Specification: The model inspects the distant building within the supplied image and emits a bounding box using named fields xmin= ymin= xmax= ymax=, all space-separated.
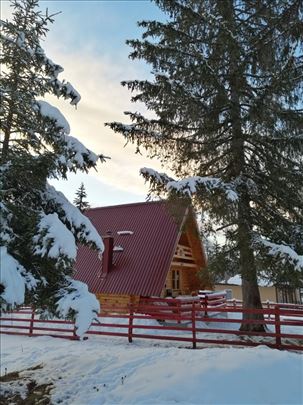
xmin=215 ymin=275 xmax=302 ymax=304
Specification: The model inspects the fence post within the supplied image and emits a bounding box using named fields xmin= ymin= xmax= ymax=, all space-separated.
xmin=204 ymin=295 xmax=208 ymax=317
xmin=29 ymin=308 xmax=35 ymax=336
xmin=192 ymin=302 xmax=196 ymax=349
xmin=266 ymin=300 xmax=270 ymax=319
xmin=128 ymin=303 xmax=133 ymax=343
xmin=73 ymin=325 xmax=78 ymax=340
xmin=275 ymin=305 xmax=282 ymax=349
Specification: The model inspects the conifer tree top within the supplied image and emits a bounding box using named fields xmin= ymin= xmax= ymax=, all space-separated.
xmin=74 ymin=183 xmax=90 ymax=212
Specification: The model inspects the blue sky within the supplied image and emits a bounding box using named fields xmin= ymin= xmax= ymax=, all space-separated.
xmin=2 ymin=0 xmax=166 ymax=207
xmin=43 ymin=1 xmax=164 ymax=57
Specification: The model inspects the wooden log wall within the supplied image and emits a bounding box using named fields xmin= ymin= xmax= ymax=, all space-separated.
xmin=96 ymin=293 xmax=140 ymax=314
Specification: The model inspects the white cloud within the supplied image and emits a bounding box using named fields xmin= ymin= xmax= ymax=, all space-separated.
xmin=43 ymin=44 xmax=163 ymax=199
xmin=2 ymin=1 xmax=165 ymax=204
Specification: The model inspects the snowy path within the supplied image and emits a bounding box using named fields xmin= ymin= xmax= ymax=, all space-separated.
xmin=1 ymin=334 xmax=302 ymax=404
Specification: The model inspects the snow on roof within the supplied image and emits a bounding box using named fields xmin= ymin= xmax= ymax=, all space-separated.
xmin=113 ymin=245 xmax=124 ymax=252
xmin=117 ymin=231 xmax=134 ymax=235
xmin=227 ymin=275 xmax=242 ymax=286
xmin=226 ymin=275 xmax=273 ymax=287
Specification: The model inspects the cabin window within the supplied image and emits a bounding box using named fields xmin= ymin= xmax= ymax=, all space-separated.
xmin=172 ymin=270 xmax=180 ymax=290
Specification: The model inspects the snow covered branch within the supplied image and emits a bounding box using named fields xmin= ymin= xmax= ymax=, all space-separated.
xmin=36 ymin=100 xmax=107 ymax=172
xmin=59 ymin=134 xmax=101 ymax=168
xmin=45 ymin=184 xmax=104 ymax=252
xmin=56 ymin=279 xmax=100 ymax=336
xmin=0 ymin=246 xmax=37 ymax=310
xmin=107 ymin=118 xmax=163 ymax=141
xmin=35 ymin=46 xmax=81 ymax=105
xmin=255 ymin=236 xmax=303 ymax=271
xmin=33 ymin=213 xmax=77 ymax=266
xmin=37 ymin=100 xmax=70 ymax=133
xmin=140 ymin=167 xmax=238 ymax=202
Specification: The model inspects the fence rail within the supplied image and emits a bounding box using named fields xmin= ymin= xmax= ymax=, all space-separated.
xmin=1 ymin=298 xmax=302 ymax=351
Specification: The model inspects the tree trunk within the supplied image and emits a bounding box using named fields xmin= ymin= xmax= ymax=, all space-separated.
xmin=1 ymin=62 xmax=20 ymax=163
xmin=240 ymin=276 xmax=265 ymax=332
xmin=224 ymin=0 xmax=265 ymax=332
xmin=237 ymin=183 xmax=265 ymax=332
xmin=238 ymin=220 xmax=265 ymax=332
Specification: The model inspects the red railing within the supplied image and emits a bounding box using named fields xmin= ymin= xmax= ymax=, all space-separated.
xmin=1 ymin=299 xmax=302 ymax=351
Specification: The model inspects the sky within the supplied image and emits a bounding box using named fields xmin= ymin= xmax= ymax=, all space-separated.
xmin=2 ymin=0 xmax=167 ymax=207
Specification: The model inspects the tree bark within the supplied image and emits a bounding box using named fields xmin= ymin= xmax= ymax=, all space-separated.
xmin=238 ymin=215 xmax=265 ymax=332
xmin=1 ymin=62 xmax=19 ymax=163
xmin=225 ymin=0 xmax=265 ymax=331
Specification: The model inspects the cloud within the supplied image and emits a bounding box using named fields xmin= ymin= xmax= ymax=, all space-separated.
xmin=2 ymin=1 xmax=166 ymax=202
xmin=44 ymin=41 xmax=163 ymax=197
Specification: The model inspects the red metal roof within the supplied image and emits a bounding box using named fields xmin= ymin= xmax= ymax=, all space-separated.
xmin=74 ymin=201 xmax=188 ymax=296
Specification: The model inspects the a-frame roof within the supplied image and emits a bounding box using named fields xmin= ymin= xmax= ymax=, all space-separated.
xmin=74 ymin=200 xmax=204 ymax=296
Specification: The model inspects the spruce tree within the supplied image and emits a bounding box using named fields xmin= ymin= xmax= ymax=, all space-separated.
xmin=74 ymin=183 xmax=90 ymax=212
xmin=206 ymin=239 xmax=239 ymax=284
xmin=108 ymin=0 xmax=303 ymax=330
xmin=0 ymin=0 xmax=107 ymax=335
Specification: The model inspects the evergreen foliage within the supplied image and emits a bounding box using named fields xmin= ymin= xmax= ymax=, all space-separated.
xmin=108 ymin=0 xmax=303 ymax=328
xmin=0 ymin=0 xmax=107 ymax=333
xmin=74 ymin=183 xmax=90 ymax=212
xmin=205 ymin=239 xmax=239 ymax=284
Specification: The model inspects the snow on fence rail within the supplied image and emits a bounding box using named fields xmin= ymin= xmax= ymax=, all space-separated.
xmin=0 ymin=307 xmax=76 ymax=339
xmin=1 ymin=298 xmax=302 ymax=351
xmin=226 ymin=299 xmax=303 ymax=309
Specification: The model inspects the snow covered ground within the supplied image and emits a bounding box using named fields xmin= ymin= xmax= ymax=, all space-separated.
xmin=1 ymin=334 xmax=302 ymax=405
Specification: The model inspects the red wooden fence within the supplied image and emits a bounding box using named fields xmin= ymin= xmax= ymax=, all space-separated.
xmin=1 ymin=299 xmax=302 ymax=351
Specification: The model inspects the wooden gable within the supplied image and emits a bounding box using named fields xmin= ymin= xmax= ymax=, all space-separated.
xmin=163 ymin=209 xmax=210 ymax=297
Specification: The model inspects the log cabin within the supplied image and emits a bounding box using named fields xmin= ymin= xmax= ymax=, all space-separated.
xmin=74 ymin=200 xmax=211 ymax=312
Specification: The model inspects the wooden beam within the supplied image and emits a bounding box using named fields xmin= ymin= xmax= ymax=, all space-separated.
xmin=177 ymin=244 xmax=192 ymax=252
xmin=171 ymin=261 xmax=197 ymax=268
xmin=174 ymin=244 xmax=194 ymax=262
xmin=173 ymin=254 xmax=195 ymax=261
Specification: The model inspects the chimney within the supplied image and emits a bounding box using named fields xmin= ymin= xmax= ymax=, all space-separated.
xmin=102 ymin=231 xmax=114 ymax=275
